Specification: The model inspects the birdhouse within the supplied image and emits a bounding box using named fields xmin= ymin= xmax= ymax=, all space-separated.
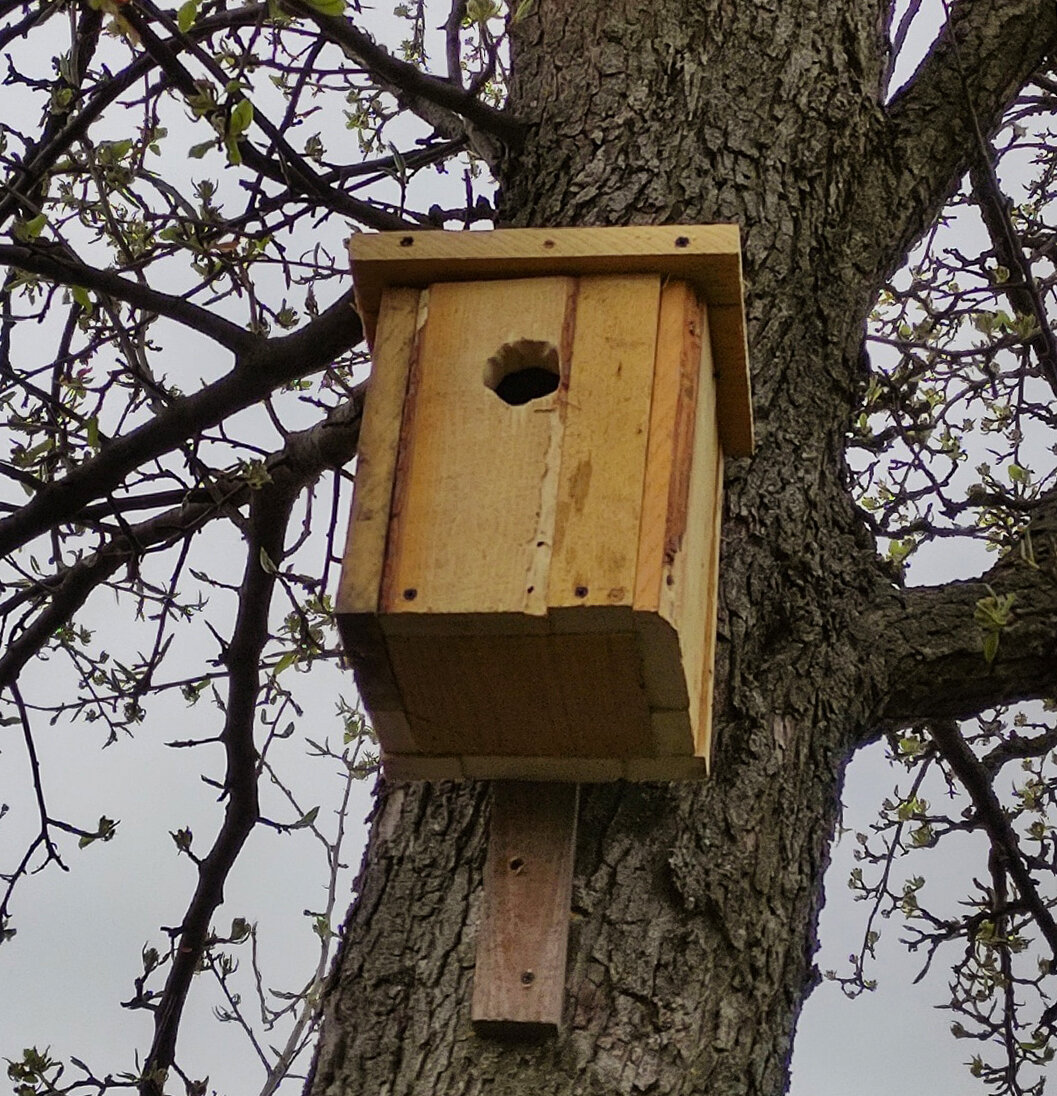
xmin=336 ymin=226 xmax=752 ymax=783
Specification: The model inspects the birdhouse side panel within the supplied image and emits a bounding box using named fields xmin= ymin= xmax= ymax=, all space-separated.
xmin=657 ymin=299 xmax=723 ymax=762
xmin=335 ymin=286 xmax=423 ymax=617
xmin=381 ymin=277 xmax=576 ymax=619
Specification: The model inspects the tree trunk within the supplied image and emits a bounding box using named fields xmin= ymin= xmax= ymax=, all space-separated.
xmin=307 ymin=2 xmax=1057 ymax=1093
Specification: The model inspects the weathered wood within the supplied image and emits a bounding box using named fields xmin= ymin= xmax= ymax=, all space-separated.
xmin=348 ymin=225 xmax=753 ymax=456
xmin=381 ymin=277 xmax=574 ymax=618
xmin=547 ymin=275 xmax=659 ymax=615
xmin=335 ymin=286 xmax=422 ymax=616
xmin=335 ymin=240 xmax=749 ymax=780
xmin=657 ymin=298 xmax=722 ymax=764
xmin=382 ymin=631 xmax=651 ymax=759
xmin=472 ymin=782 xmax=579 ymax=1038
xmin=334 ymin=287 xmax=423 ymax=751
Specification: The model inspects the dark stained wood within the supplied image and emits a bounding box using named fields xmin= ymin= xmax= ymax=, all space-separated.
xmin=471 ymin=782 xmax=579 ymax=1038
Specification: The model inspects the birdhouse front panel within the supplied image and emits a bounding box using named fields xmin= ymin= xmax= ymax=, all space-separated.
xmin=336 ymin=226 xmax=751 ymax=781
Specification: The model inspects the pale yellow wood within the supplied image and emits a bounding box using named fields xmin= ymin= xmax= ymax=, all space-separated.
xmin=648 ymin=710 xmax=694 ymax=756
xmin=462 ymin=756 xmax=622 ymax=783
xmin=634 ymin=613 xmax=691 ymax=716
xmin=381 ymin=277 xmax=574 ymax=618
xmin=634 ymin=281 xmax=703 ymax=615
xmin=381 ymin=753 xmax=464 ymax=782
xmin=547 ymin=275 xmax=660 ymax=609
xmin=656 ymin=302 xmax=722 ymax=761
xmin=697 ymin=448 xmax=725 ymax=769
xmin=710 ymin=303 xmax=754 ymax=456
xmin=335 ymin=287 xmax=423 ymax=615
xmin=349 ymin=225 xmax=744 ymax=338
xmin=624 ymin=755 xmax=707 ymax=781
xmin=347 ymin=226 xmax=753 ymax=457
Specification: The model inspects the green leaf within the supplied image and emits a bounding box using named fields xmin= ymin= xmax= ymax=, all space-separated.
xmin=259 ymin=547 xmax=277 ymax=574
xmin=177 ymin=0 xmax=198 ymax=31
xmin=16 ymin=214 xmax=47 ymax=241
xmin=302 ymin=0 xmax=346 ymax=14
xmin=229 ymin=97 xmax=254 ymax=137
xmin=71 ymin=285 xmax=93 ymax=312
xmin=291 ymin=805 xmax=320 ymax=829
xmin=273 ymin=650 xmax=298 ymax=675
xmin=86 ymin=416 xmax=101 ymax=452
xmin=983 ymin=630 xmax=999 ymax=665
xmin=188 ymin=139 xmax=215 ymax=159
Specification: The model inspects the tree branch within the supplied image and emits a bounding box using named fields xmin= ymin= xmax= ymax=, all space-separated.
xmin=874 ymin=494 xmax=1057 ymax=726
xmin=927 ymin=718 xmax=1057 ymax=983
xmin=0 ymin=243 xmax=257 ymax=354
xmin=140 ymin=479 xmax=293 ymax=1096
xmin=285 ymin=0 xmax=523 ymax=160
xmin=0 ymin=6 xmax=269 ymax=229
xmin=0 ymin=291 xmax=362 ymax=559
xmin=136 ymin=393 xmax=363 ymax=1094
xmin=863 ymin=0 xmax=1057 ymax=282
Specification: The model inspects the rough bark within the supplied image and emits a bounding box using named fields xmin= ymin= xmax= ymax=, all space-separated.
xmin=308 ymin=3 xmax=1057 ymax=1094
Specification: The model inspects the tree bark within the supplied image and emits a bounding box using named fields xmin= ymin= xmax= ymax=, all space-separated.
xmin=308 ymin=2 xmax=1057 ymax=1094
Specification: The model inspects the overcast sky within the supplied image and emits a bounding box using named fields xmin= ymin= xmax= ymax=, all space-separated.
xmin=5 ymin=2 xmax=1045 ymax=1094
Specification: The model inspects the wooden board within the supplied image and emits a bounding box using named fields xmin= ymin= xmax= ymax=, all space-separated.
xmin=657 ymin=300 xmax=722 ymax=761
xmin=633 ymin=280 xmax=703 ymax=613
xmin=472 ymin=782 xmax=578 ymax=1037
xmin=382 ymin=630 xmax=651 ymax=758
xmin=380 ymin=277 xmax=575 ymax=618
xmin=547 ymin=275 xmax=660 ymax=611
xmin=335 ymin=287 xmax=422 ymax=615
xmin=380 ymin=752 xmax=708 ymax=782
xmin=348 ymin=225 xmax=753 ymax=457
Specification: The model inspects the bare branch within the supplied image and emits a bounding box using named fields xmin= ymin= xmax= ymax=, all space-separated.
xmin=285 ymin=0 xmax=523 ymax=157
xmin=863 ymin=0 xmax=1057 ymax=281
xmin=0 ymin=291 xmax=362 ymax=559
xmin=0 ymin=243 xmax=257 ymax=354
xmin=874 ymin=492 xmax=1057 ymax=727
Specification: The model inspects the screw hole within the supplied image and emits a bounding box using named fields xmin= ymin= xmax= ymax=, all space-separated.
xmin=399 ymin=236 xmax=414 ymax=247
xmin=402 ymin=588 xmax=417 ymax=601
xmin=674 ymin=235 xmax=690 ymax=248
xmin=509 ymin=856 xmax=525 ymax=873
xmin=574 ymin=585 xmax=588 ymax=598
xmin=520 ymin=970 xmax=535 ymax=986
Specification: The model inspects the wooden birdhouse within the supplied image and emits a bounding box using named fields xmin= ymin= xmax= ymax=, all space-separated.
xmin=336 ymin=225 xmax=752 ymax=784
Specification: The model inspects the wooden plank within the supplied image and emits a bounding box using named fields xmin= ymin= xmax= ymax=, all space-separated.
xmin=547 ymin=275 xmax=660 ymax=610
xmin=335 ymin=287 xmax=423 ymax=615
xmin=350 ymin=225 xmax=745 ymax=340
xmin=472 ymin=782 xmax=578 ymax=1038
xmin=657 ymin=302 xmax=722 ymax=760
xmin=383 ymin=631 xmax=651 ymax=759
xmin=697 ymin=447 xmax=725 ymax=768
xmin=380 ymin=277 xmax=574 ymax=619
xmin=379 ymin=752 xmax=709 ymax=782
xmin=634 ymin=281 xmax=703 ymax=615
xmin=336 ymin=613 xmax=416 ymax=754
xmin=709 ymin=303 xmax=754 ymax=456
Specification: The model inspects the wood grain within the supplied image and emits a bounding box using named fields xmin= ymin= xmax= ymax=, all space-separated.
xmin=335 ymin=287 xmax=422 ymax=616
xmin=348 ymin=225 xmax=753 ymax=456
xmin=472 ymin=782 xmax=578 ymax=1037
xmin=381 ymin=277 xmax=574 ymax=618
xmin=547 ymin=275 xmax=660 ymax=611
